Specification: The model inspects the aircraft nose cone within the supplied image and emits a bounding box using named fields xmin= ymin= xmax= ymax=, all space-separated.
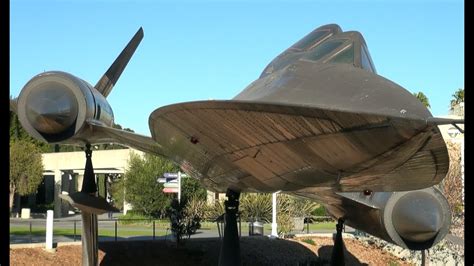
xmin=392 ymin=192 xmax=443 ymax=242
xmin=25 ymin=82 xmax=78 ymax=134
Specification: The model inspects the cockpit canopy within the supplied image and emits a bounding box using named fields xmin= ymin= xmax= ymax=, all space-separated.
xmin=260 ymin=24 xmax=377 ymax=78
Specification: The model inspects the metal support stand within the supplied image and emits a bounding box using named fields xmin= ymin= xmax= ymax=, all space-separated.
xmin=218 ymin=189 xmax=241 ymax=266
xmin=81 ymin=211 xmax=98 ymax=266
xmin=81 ymin=144 xmax=99 ymax=266
xmin=59 ymin=146 xmax=117 ymax=265
xmin=421 ymin=249 xmax=429 ymax=266
xmin=330 ymin=218 xmax=345 ymax=266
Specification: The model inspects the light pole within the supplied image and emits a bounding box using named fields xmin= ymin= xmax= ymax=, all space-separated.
xmin=271 ymin=191 xmax=281 ymax=237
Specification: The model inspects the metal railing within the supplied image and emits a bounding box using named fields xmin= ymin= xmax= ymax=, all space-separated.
xmin=10 ymin=216 xmax=335 ymax=244
xmin=10 ymin=218 xmax=174 ymax=244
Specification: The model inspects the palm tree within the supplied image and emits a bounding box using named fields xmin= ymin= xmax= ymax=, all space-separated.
xmin=450 ymin=88 xmax=464 ymax=111
xmin=413 ymin=92 xmax=431 ymax=109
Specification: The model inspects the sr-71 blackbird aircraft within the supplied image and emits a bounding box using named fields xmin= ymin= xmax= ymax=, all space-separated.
xmin=11 ymin=24 xmax=463 ymax=265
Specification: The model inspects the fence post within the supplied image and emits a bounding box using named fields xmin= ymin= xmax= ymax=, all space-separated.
xmin=74 ymin=220 xmax=77 ymax=242
xmin=115 ymin=220 xmax=118 ymax=241
xmin=153 ymin=220 xmax=156 ymax=240
xmin=29 ymin=221 xmax=32 ymax=243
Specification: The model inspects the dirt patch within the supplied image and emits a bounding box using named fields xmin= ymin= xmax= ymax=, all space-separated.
xmin=10 ymin=237 xmax=412 ymax=265
xmin=10 ymin=245 xmax=106 ymax=266
xmin=293 ymin=237 xmax=413 ymax=265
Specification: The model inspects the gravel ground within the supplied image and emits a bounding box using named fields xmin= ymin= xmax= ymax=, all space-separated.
xmin=352 ymin=234 xmax=464 ymax=265
xmin=10 ymin=236 xmax=413 ymax=265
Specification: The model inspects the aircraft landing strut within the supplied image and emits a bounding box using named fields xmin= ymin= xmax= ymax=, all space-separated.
xmin=331 ymin=218 xmax=346 ymax=266
xmin=218 ymin=189 xmax=241 ymax=266
xmin=80 ymin=144 xmax=99 ymax=266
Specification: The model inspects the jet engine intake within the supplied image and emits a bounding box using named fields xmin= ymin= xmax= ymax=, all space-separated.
xmin=17 ymin=71 xmax=114 ymax=143
xmin=382 ymin=187 xmax=451 ymax=250
xmin=335 ymin=187 xmax=451 ymax=250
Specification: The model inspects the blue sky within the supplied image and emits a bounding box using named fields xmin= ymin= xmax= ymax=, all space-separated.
xmin=10 ymin=0 xmax=464 ymax=136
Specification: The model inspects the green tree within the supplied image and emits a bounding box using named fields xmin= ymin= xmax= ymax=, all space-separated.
xmin=9 ymin=139 xmax=44 ymax=213
xmin=181 ymin=177 xmax=207 ymax=204
xmin=10 ymin=111 xmax=52 ymax=153
xmin=450 ymin=88 xmax=464 ymax=111
xmin=113 ymin=153 xmax=179 ymax=217
xmin=109 ymin=174 xmax=125 ymax=210
xmin=413 ymin=92 xmax=431 ymax=109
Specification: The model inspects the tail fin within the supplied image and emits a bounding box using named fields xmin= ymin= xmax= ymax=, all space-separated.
xmin=94 ymin=27 xmax=144 ymax=97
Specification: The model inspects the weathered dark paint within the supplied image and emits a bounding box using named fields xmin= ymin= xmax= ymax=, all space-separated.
xmin=12 ymin=24 xmax=458 ymax=252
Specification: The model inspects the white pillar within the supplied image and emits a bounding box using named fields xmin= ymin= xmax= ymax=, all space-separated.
xmin=46 ymin=210 xmax=54 ymax=250
xmin=271 ymin=191 xmax=280 ymax=237
xmin=178 ymin=171 xmax=182 ymax=204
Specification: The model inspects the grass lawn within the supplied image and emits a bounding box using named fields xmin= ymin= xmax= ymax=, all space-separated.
xmin=10 ymin=226 xmax=168 ymax=238
xmin=115 ymin=219 xmax=336 ymax=231
xmin=10 ymin=221 xmax=336 ymax=238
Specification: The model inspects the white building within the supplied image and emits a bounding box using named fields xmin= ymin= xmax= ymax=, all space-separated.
xmin=41 ymin=148 xmax=222 ymax=217
xmin=41 ymin=148 xmax=143 ymax=217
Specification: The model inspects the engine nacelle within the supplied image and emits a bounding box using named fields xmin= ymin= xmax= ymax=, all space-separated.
xmin=17 ymin=71 xmax=114 ymax=144
xmin=382 ymin=187 xmax=451 ymax=250
xmin=333 ymin=187 xmax=451 ymax=250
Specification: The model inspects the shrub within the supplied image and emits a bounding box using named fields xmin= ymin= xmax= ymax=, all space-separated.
xmin=205 ymin=199 xmax=225 ymax=221
xmin=183 ymin=196 xmax=207 ymax=235
xmin=32 ymin=203 xmax=55 ymax=213
xmin=168 ymin=196 xmax=207 ymax=244
xmin=277 ymin=211 xmax=294 ymax=238
xmin=276 ymin=194 xmax=319 ymax=237
xmin=240 ymin=193 xmax=272 ymax=222
xmin=291 ymin=196 xmax=320 ymax=218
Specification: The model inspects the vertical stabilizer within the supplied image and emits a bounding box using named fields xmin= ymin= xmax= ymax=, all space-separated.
xmin=95 ymin=27 xmax=144 ymax=97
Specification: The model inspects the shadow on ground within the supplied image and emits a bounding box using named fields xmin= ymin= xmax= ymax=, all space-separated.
xmin=98 ymin=237 xmax=366 ymax=266
xmin=318 ymin=245 xmax=367 ymax=266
